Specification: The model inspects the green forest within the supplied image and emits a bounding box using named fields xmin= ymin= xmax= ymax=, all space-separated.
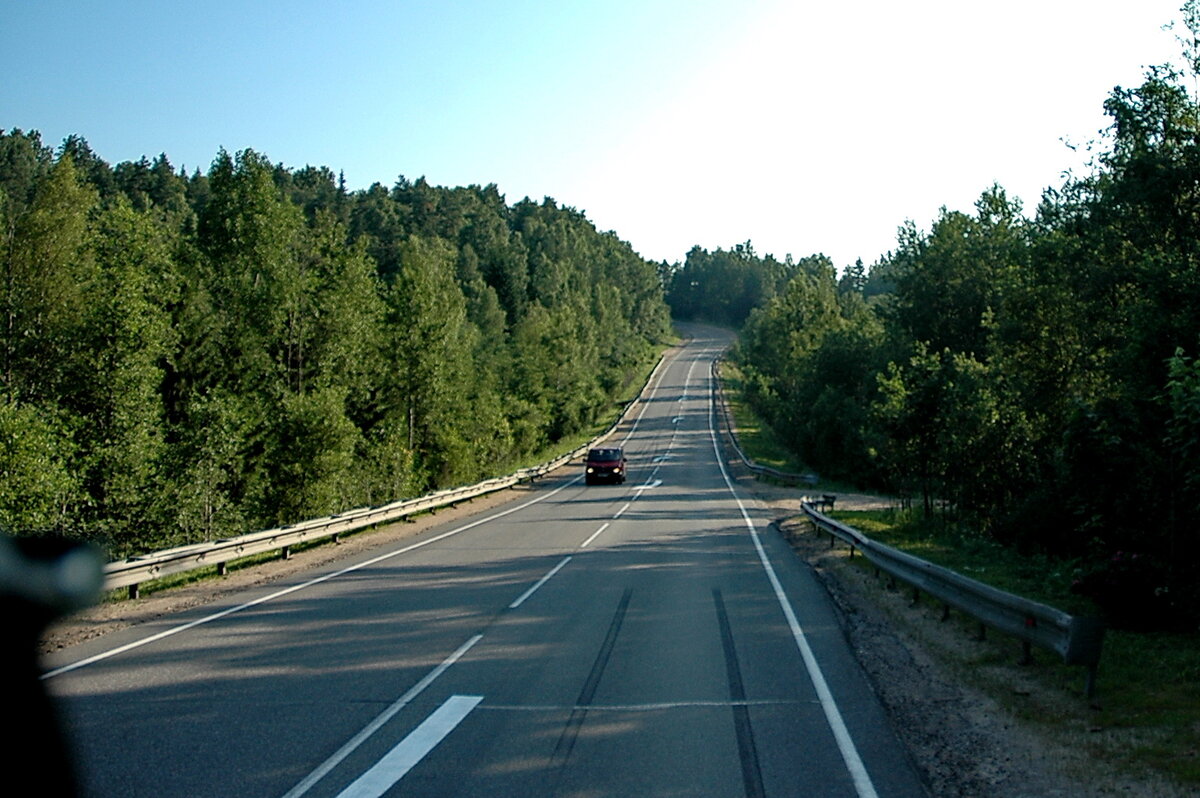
xmin=0 ymin=136 xmax=670 ymax=557
xmin=669 ymin=60 xmax=1200 ymax=628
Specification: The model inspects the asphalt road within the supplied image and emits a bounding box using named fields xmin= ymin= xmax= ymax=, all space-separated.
xmin=44 ymin=326 xmax=927 ymax=797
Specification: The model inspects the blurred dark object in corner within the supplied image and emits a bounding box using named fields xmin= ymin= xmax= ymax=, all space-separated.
xmin=1 ymin=535 xmax=104 ymax=797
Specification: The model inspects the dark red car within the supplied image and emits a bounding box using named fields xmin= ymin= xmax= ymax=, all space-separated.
xmin=585 ymin=447 xmax=627 ymax=485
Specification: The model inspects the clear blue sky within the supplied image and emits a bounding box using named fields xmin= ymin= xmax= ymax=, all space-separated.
xmin=1 ymin=0 xmax=1187 ymax=268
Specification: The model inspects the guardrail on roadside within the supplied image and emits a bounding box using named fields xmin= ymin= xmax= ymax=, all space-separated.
xmin=800 ymin=503 xmax=1106 ymax=697
xmin=710 ymin=360 xmax=818 ymax=487
xmin=106 ymin=354 xmax=668 ymax=598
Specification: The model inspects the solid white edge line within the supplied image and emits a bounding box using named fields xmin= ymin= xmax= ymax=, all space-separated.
xmin=509 ymin=556 xmax=573 ymax=608
xmin=335 ymin=694 xmax=483 ymax=798
xmin=281 ymin=635 xmax=483 ymax=798
xmin=706 ymin=359 xmax=880 ymax=798
xmin=43 ymin=475 xmax=584 ymax=680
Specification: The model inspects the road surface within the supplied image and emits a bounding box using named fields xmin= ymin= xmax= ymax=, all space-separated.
xmin=45 ymin=326 xmax=927 ymax=797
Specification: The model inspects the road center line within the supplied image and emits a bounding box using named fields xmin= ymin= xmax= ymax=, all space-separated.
xmin=707 ymin=361 xmax=881 ymax=798
xmin=509 ymin=556 xmax=573 ymax=608
xmin=336 ymin=695 xmax=483 ymax=798
xmin=618 ymin=348 xmax=675 ymax=446
xmin=613 ymin=502 xmax=632 ymax=519
xmin=579 ymin=523 xmax=610 ymax=549
xmin=283 ymin=636 xmax=482 ymax=798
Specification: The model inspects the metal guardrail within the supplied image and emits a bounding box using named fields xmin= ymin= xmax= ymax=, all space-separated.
xmin=710 ymin=360 xmax=818 ymax=487
xmin=106 ymin=475 xmax=541 ymax=596
xmin=800 ymin=503 xmax=1106 ymax=697
xmin=106 ymin=354 xmax=668 ymax=598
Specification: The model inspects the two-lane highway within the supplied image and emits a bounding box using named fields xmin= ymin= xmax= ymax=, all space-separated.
xmin=45 ymin=327 xmax=928 ymax=797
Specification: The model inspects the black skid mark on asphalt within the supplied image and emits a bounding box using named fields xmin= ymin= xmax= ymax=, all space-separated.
xmin=713 ymin=587 xmax=766 ymax=798
xmin=548 ymin=587 xmax=633 ymax=782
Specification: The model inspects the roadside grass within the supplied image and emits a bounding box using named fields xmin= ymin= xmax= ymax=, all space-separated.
xmin=835 ymin=509 xmax=1092 ymax=615
xmin=718 ymin=364 xmax=1200 ymax=790
xmin=717 ymin=362 xmax=807 ymax=474
xmin=718 ymin=361 xmax=875 ymax=496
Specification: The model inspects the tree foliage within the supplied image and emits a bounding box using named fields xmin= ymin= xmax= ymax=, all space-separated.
xmin=0 ymin=134 xmax=670 ymax=557
xmin=665 ymin=242 xmax=798 ymax=326
xmin=728 ymin=28 xmax=1200 ymax=628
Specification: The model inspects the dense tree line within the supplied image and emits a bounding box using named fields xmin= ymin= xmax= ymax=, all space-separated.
xmin=0 ymin=136 xmax=670 ymax=557
xmin=665 ymin=242 xmax=802 ymax=327
xmin=728 ymin=61 xmax=1200 ymax=628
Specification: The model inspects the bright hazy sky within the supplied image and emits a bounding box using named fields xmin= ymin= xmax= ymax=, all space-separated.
xmin=1 ymin=1 xmax=1188 ymax=269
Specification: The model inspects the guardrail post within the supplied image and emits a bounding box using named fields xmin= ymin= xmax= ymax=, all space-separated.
xmin=1065 ymin=617 xmax=1106 ymax=698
